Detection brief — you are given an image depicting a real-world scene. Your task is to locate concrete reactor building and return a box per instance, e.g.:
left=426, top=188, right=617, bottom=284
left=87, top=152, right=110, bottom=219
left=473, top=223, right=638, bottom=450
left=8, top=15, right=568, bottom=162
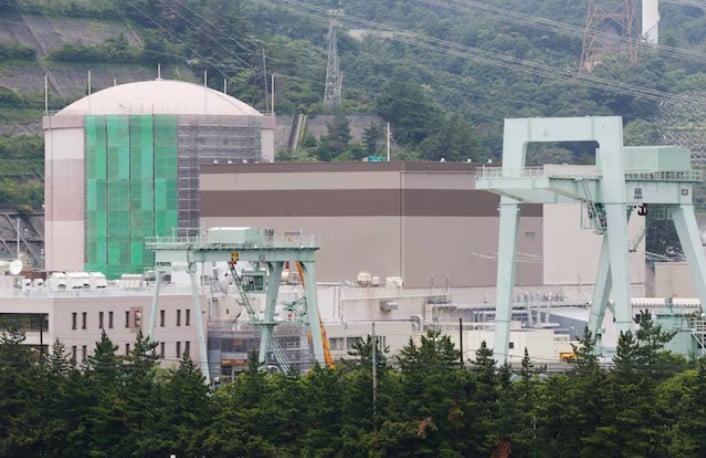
left=43, top=79, right=275, bottom=278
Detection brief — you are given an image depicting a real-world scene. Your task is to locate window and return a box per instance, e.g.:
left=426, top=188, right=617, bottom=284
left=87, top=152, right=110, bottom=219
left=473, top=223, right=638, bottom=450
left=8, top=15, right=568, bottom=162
left=185, top=309, right=191, bottom=326
left=134, top=310, right=141, bottom=328
left=346, top=337, right=362, bottom=349
left=160, top=310, right=165, bottom=327
left=81, top=345, right=87, bottom=362
left=99, top=311, right=104, bottom=329
left=524, top=231, right=536, bottom=240
left=184, top=341, right=190, bottom=358
left=125, top=311, right=130, bottom=328
left=125, top=343, right=130, bottom=355
left=160, top=342, right=165, bottom=359
left=82, top=312, right=87, bottom=330
left=508, top=342, right=515, bottom=349
left=108, top=311, right=113, bottom=329
left=71, top=345, right=77, bottom=362
left=176, top=341, right=181, bottom=357
left=176, top=309, right=181, bottom=327
left=329, top=337, right=344, bottom=351
left=71, top=313, right=77, bottom=330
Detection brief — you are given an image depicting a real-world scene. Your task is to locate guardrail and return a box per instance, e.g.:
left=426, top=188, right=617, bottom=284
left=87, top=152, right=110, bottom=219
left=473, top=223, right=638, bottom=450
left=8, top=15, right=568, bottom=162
left=624, top=170, right=702, bottom=182
left=477, top=166, right=702, bottom=182
left=477, top=166, right=601, bottom=179
left=145, top=234, right=319, bottom=250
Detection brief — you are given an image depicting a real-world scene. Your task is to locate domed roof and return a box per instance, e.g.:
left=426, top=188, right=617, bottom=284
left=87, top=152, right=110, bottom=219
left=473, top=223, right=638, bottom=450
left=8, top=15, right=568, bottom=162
left=56, top=79, right=262, bottom=117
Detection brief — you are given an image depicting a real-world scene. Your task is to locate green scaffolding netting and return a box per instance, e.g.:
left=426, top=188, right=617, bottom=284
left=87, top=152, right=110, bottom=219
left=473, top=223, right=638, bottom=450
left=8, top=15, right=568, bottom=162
left=85, top=115, right=178, bottom=279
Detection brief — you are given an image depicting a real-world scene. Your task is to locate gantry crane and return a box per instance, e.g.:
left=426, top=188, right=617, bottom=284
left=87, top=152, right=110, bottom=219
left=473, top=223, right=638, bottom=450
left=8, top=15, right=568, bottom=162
left=477, top=116, right=706, bottom=364
left=146, top=227, right=326, bottom=379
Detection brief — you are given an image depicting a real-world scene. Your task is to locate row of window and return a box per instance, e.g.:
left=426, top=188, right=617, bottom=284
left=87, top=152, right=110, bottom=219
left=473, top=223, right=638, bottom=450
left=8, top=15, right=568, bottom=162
left=71, top=340, right=191, bottom=362
left=328, top=336, right=387, bottom=351
left=71, top=309, right=191, bottom=330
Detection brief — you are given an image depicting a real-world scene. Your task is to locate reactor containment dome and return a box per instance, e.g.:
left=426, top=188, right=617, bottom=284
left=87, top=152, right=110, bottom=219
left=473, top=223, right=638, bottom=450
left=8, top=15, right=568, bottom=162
left=44, top=79, right=275, bottom=278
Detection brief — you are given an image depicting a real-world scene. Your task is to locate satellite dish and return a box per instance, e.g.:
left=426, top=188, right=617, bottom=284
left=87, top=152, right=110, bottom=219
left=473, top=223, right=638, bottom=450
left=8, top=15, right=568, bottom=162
left=9, top=259, right=23, bottom=275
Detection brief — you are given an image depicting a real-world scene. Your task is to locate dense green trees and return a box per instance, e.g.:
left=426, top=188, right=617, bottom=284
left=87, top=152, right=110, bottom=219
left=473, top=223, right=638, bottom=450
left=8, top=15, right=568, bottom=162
left=0, top=323, right=702, bottom=455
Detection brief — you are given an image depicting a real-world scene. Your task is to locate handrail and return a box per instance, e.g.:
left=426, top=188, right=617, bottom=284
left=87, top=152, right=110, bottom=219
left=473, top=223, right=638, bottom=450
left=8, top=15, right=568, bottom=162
left=477, top=166, right=702, bottom=182
left=145, top=234, right=319, bottom=250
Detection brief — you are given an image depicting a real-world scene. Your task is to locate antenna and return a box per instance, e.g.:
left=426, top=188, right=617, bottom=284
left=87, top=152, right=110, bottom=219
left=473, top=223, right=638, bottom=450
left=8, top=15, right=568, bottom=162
left=44, top=75, right=48, bottom=114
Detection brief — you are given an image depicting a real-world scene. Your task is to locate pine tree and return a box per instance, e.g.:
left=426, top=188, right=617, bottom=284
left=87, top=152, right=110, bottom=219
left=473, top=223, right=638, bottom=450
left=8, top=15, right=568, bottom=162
left=159, top=352, right=210, bottom=455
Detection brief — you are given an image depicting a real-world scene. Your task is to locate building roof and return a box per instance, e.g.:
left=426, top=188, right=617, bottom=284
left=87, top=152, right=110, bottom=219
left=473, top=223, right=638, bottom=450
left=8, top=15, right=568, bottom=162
left=200, top=161, right=481, bottom=174
left=55, top=79, right=263, bottom=117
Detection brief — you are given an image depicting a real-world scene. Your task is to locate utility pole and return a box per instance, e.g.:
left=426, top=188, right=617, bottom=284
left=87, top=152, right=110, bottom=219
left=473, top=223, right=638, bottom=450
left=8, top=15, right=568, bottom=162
left=323, top=9, right=343, bottom=111
left=371, top=322, right=377, bottom=422
left=271, top=73, right=276, bottom=114
left=262, top=48, right=269, bottom=112
left=459, top=317, right=464, bottom=368
left=16, top=218, right=20, bottom=259
left=386, top=122, right=391, bottom=161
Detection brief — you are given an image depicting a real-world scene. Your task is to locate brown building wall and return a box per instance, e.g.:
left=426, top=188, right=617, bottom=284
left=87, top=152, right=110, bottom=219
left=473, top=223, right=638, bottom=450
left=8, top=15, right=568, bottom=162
left=199, top=162, right=543, bottom=288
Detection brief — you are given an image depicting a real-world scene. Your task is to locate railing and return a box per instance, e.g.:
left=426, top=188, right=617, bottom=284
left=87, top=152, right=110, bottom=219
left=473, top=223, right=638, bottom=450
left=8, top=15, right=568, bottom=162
left=477, top=166, right=601, bottom=179
left=624, top=170, right=702, bottom=182
left=478, top=166, right=702, bottom=182
left=145, top=234, right=319, bottom=250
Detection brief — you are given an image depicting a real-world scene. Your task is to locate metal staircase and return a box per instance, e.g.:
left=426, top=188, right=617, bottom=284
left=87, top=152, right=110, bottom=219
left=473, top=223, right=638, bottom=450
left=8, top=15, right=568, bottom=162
left=579, top=180, right=607, bottom=234
left=228, top=262, right=292, bottom=373
left=689, top=315, right=706, bottom=351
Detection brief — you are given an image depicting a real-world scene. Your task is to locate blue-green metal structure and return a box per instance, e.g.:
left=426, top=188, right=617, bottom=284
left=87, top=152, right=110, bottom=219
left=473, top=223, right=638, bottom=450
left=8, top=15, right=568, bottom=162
left=144, top=229, right=323, bottom=379
left=476, top=116, right=706, bottom=363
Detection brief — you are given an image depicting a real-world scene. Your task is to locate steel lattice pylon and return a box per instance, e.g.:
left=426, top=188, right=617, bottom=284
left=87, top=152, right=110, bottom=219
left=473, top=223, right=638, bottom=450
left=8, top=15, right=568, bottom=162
left=581, top=0, right=641, bottom=71
left=323, top=10, right=343, bottom=111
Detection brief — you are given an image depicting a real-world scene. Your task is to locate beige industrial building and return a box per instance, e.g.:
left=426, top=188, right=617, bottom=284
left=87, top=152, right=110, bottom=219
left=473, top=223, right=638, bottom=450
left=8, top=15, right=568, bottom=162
left=0, top=279, right=202, bottom=368
left=199, top=161, right=646, bottom=300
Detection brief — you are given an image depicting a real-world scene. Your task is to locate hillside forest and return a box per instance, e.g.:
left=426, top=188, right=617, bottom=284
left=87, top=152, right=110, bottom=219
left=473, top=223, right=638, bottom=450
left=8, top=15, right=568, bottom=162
left=1, top=0, right=706, bottom=254
left=0, top=313, right=705, bottom=456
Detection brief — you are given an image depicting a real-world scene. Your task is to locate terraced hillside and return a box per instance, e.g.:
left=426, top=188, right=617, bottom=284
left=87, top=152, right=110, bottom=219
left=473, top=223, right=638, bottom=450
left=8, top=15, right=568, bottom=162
left=0, top=11, right=197, bottom=133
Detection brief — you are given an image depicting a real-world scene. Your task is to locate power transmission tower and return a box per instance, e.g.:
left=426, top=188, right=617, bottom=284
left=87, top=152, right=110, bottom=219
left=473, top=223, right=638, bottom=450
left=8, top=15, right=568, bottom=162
left=324, top=9, right=343, bottom=111
left=580, top=0, right=640, bottom=72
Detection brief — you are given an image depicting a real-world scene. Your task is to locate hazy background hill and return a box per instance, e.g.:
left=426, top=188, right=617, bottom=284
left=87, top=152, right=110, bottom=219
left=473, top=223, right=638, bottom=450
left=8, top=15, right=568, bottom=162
left=2, top=0, right=706, bottom=211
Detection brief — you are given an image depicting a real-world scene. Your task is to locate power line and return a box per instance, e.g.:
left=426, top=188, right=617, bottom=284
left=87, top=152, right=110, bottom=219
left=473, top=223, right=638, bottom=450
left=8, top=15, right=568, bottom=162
left=426, top=0, right=706, bottom=66
left=254, top=0, right=706, bottom=110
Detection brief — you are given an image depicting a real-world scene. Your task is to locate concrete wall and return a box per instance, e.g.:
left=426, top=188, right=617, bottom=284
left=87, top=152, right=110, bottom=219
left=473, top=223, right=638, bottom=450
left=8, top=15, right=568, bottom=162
left=542, top=203, right=646, bottom=287
left=274, top=113, right=384, bottom=152
left=43, top=116, right=85, bottom=272
left=654, top=261, right=696, bottom=298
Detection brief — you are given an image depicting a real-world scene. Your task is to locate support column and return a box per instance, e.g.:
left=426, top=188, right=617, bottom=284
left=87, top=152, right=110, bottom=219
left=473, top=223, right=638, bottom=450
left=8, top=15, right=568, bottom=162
left=604, top=203, right=632, bottom=336
left=672, top=205, right=706, bottom=312
left=189, top=266, right=210, bottom=381
left=589, top=234, right=612, bottom=348
left=259, top=261, right=283, bottom=365
left=493, top=198, right=521, bottom=365
left=148, top=270, right=162, bottom=339
left=301, top=261, right=325, bottom=366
